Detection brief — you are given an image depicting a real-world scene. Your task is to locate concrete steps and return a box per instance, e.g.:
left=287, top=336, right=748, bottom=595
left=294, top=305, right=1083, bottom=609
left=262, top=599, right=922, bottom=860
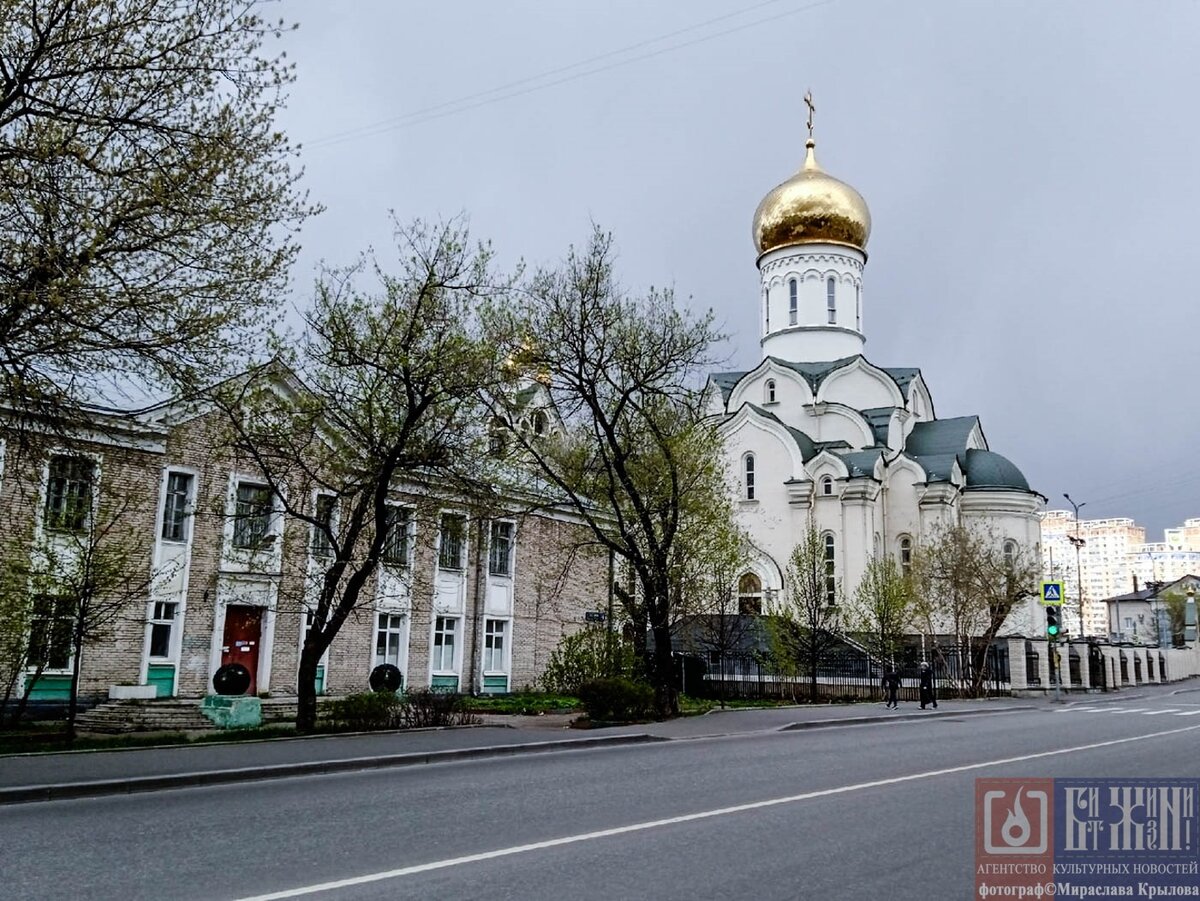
left=76, top=699, right=214, bottom=734
left=75, top=696, right=331, bottom=734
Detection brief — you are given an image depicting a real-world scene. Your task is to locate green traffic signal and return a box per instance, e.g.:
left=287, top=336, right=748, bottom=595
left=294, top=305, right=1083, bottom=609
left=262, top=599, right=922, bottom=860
left=1046, top=605, right=1060, bottom=639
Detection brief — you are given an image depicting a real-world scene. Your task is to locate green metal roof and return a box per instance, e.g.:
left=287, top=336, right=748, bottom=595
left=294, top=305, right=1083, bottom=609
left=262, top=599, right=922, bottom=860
left=710, top=371, right=748, bottom=403
left=910, top=453, right=960, bottom=483
left=904, top=416, right=980, bottom=456
left=835, top=448, right=884, bottom=479
left=962, top=448, right=1031, bottom=491
left=708, top=356, right=922, bottom=406
left=746, top=404, right=818, bottom=461
left=859, top=407, right=896, bottom=446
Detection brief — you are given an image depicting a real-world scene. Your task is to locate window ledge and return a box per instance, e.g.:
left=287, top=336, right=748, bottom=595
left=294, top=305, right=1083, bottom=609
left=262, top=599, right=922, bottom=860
left=739, top=499, right=760, bottom=506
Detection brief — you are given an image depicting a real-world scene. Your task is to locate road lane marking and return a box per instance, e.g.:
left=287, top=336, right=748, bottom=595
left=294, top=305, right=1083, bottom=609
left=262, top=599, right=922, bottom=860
left=234, top=722, right=1200, bottom=901
left=1141, top=709, right=1181, bottom=715
left=1175, top=710, right=1200, bottom=716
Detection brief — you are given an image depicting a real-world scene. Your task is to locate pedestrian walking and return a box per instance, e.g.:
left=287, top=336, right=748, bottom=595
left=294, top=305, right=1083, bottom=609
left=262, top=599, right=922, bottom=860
left=919, top=662, right=938, bottom=709
left=882, top=668, right=901, bottom=709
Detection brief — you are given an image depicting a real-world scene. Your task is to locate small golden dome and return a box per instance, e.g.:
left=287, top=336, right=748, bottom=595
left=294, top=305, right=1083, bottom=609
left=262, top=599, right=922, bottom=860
left=752, top=139, right=871, bottom=256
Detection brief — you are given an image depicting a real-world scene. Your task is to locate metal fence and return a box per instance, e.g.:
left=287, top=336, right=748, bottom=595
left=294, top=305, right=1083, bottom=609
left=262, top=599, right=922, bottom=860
left=682, top=640, right=1010, bottom=702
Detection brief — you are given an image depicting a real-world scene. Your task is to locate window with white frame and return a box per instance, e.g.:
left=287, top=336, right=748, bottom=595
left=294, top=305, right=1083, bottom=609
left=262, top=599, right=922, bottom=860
left=738, top=573, right=763, bottom=615
left=821, top=475, right=834, bottom=496
left=148, top=601, right=178, bottom=659
left=765, top=380, right=776, bottom=404
left=855, top=284, right=862, bottom=330
left=483, top=619, right=508, bottom=673
left=489, top=521, right=514, bottom=577
left=764, top=288, right=770, bottom=331
left=312, top=494, right=335, bottom=558
left=382, top=505, right=412, bottom=566
left=788, top=279, right=798, bottom=325
left=743, top=453, right=756, bottom=500
left=438, top=513, right=465, bottom=570
left=160, top=472, right=194, bottom=542
left=28, top=595, right=74, bottom=670
left=232, top=481, right=272, bottom=549
left=823, top=533, right=836, bottom=605
left=45, top=455, right=94, bottom=532
left=432, top=616, right=458, bottom=672
left=374, top=612, right=406, bottom=669
left=826, top=277, right=837, bottom=324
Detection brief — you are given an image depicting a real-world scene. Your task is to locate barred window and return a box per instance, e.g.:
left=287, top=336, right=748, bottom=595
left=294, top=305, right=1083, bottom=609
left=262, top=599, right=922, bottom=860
left=438, top=513, right=465, bottom=570
left=232, top=482, right=272, bottom=549
left=382, top=505, right=412, bottom=566
left=45, top=456, right=94, bottom=532
left=489, top=521, right=514, bottom=577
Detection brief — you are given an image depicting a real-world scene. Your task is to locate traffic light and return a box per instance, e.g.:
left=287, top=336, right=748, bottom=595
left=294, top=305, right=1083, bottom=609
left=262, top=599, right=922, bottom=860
left=1045, top=605, right=1061, bottom=640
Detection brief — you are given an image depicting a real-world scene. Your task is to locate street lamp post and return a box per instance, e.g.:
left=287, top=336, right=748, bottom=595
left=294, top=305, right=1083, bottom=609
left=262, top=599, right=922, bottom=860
left=1063, top=493, right=1086, bottom=638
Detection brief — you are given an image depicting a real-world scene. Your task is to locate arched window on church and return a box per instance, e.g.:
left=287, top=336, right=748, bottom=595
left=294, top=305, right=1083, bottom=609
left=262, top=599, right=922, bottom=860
left=823, top=533, right=836, bottom=605
left=765, top=379, right=776, bottom=404
left=899, top=536, right=913, bottom=576
left=532, top=410, right=548, bottom=436
left=855, top=284, right=861, bottom=330
left=821, top=475, right=833, bottom=496
left=826, top=277, right=837, bottom=324
left=764, top=287, right=770, bottom=331
left=789, top=279, right=798, bottom=326
left=1003, top=540, right=1017, bottom=572
left=738, top=573, right=763, bottom=615
left=743, top=453, right=756, bottom=501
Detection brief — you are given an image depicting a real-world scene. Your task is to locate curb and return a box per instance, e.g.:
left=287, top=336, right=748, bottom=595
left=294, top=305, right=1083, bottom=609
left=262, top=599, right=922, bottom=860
left=779, top=705, right=1037, bottom=731
left=0, top=733, right=668, bottom=806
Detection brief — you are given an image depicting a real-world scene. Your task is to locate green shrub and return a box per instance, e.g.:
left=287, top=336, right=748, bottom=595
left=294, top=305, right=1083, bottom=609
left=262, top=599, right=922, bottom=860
left=577, top=677, right=654, bottom=723
left=325, top=691, right=403, bottom=730
left=402, top=690, right=478, bottom=728
left=323, top=690, right=479, bottom=731
left=540, top=624, right=638, bottom=694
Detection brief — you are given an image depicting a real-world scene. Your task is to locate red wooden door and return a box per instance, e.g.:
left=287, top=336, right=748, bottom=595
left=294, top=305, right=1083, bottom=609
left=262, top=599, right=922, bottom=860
left=221, top=606, right=263, bottom=695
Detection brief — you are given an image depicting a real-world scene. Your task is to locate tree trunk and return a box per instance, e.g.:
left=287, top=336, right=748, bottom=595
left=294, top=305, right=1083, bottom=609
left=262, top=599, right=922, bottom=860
left=67, top=621, right=84, bottom=742
left=809, top=644, right=818, bottom=704
left=296, top=646, right=321, bottom=733
left=649, top=619, right=678, bottom=718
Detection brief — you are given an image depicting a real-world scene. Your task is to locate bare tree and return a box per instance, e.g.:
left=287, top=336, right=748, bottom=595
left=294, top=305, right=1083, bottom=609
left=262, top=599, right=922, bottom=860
left=770, top=517, right=843, bottom=703
left=215, top=218, right=509, bottom=733
left=487, top=228, right=728, bottom=717
left=0, top=0, right=317, bottom=431
left=910, top=522, right=1037, bottom=697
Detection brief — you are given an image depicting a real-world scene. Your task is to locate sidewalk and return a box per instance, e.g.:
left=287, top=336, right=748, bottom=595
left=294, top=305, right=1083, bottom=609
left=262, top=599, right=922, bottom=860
left=0, top=697, right=1033, bottom=804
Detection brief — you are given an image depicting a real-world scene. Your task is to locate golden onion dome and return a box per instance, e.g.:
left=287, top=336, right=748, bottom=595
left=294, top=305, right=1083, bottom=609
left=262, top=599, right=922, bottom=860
left=752, top=138, right=871, bottom=256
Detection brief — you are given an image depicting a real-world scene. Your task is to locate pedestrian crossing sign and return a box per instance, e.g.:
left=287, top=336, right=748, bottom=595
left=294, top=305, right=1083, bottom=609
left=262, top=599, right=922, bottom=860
left=1040, top=581, right=1064, bottom=605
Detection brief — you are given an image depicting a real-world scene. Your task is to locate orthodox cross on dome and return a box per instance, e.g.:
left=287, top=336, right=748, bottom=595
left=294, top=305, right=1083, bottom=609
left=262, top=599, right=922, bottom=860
left=804, top=89, right=816, bottom=140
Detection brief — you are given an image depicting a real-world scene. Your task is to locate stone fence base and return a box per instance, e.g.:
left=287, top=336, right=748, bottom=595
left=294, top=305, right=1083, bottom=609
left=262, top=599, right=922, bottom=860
left=1008, top=637, right=1200, bottom=694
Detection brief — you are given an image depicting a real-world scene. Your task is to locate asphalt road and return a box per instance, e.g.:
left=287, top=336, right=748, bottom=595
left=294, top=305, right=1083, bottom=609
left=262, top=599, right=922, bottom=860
left=7, top=691, right=1200, bottom=901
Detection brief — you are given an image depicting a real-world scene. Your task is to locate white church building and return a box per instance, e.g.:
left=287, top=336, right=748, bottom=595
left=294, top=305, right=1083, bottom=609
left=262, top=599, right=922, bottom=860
left=706, top=128, right=1043, bottom=633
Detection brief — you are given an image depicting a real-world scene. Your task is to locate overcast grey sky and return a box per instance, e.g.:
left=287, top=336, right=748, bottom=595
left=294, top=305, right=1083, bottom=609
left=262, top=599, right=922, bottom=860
left=274, top=0, right=1199, bottom=539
